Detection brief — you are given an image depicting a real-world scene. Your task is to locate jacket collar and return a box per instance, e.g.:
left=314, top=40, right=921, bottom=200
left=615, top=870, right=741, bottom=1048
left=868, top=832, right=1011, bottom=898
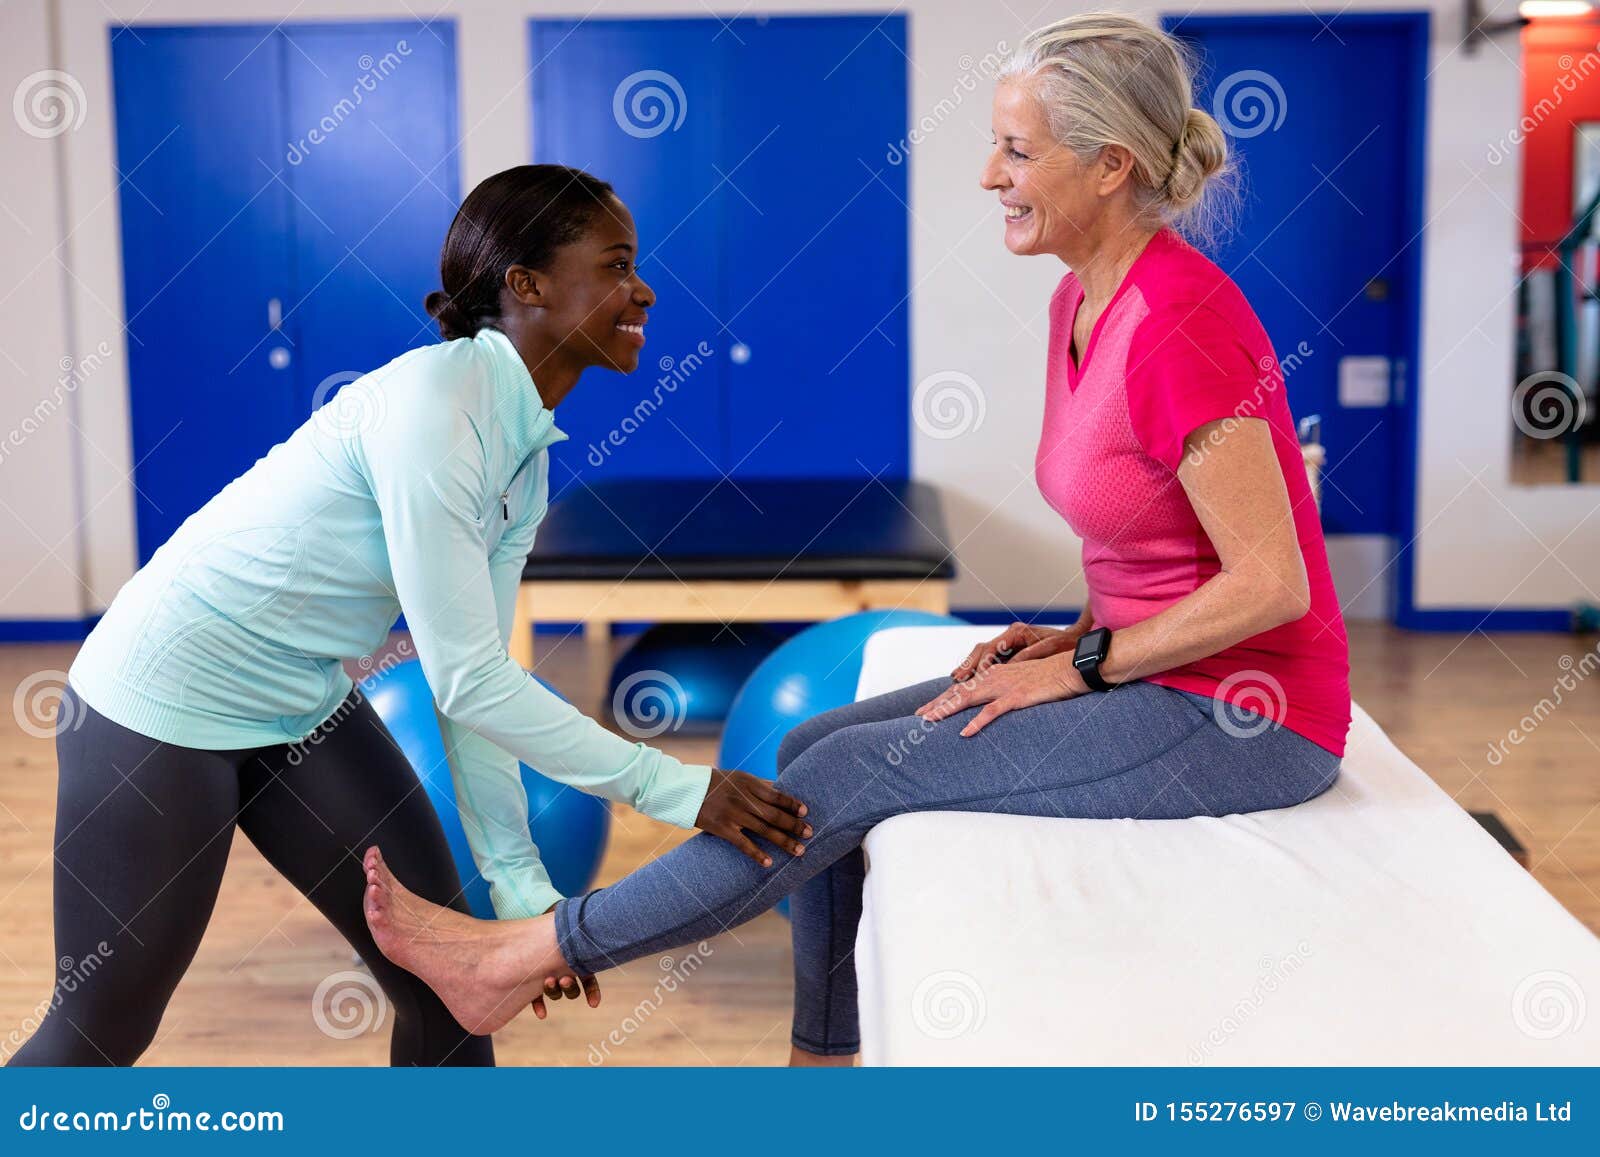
left=474, top=325, right=569, bottom=460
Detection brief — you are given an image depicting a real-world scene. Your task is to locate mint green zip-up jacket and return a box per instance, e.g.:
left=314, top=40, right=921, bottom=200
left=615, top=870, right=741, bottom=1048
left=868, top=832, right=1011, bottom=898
left=70, top=326, right=711, bottom=918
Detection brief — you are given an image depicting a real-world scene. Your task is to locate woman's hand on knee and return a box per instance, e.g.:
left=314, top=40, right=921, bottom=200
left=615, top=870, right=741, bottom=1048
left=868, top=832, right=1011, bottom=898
left=918, top=653, right=1087, bottom=736
left=951, top=621, right=1083, bottom=680
left=696, top=770, right=812, bottom=868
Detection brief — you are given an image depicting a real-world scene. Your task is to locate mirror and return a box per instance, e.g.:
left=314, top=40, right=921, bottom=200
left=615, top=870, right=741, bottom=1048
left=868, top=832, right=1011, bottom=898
left=1513, top=18, right=1600, bottom=484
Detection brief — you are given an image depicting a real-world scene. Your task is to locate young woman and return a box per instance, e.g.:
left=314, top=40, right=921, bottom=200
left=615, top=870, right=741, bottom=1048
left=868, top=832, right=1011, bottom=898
left=9, top=165, right=807, bottom=1067
left=359, top=14, right=1352, bottom=1066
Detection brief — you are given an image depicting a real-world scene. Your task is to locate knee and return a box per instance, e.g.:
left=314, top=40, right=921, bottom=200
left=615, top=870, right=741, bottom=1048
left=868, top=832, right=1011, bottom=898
left=777, top=718, right=828, bottom=772
left=16, top=999, right=159, bottom=1066
left=776, top=698, right=878, bottom=771
left=776, top=725, right=881, bottom=827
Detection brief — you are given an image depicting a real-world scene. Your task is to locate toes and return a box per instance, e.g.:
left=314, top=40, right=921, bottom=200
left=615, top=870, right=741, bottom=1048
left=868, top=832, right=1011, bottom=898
left=365, top=883, right=387, bottom=925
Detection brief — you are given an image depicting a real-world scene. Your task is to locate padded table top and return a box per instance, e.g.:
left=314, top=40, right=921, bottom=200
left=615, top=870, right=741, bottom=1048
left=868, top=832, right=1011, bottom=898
left=851, top=627, right=1600, bottom=1066
left=522, top=477, right=956, bottom=582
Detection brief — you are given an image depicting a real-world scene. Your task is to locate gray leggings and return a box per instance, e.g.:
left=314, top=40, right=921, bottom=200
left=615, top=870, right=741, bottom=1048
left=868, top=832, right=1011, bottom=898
left=558, top=677, right=1341, bottom=1055
left=7, top=685, right=492, bottom=1067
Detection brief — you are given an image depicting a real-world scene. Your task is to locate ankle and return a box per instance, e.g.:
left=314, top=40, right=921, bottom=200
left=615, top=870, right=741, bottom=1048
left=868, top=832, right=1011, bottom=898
left=788, top=1044, right=856, bottom=1067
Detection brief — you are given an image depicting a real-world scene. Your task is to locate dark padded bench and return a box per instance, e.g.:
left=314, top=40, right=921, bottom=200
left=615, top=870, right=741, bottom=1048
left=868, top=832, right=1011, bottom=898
left=510, top=478, right=954, bottom=667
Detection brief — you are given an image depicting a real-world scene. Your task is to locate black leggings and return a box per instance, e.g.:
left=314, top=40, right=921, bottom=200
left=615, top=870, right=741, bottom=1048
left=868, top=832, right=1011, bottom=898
left=7, top=684, right=493, bottom=1067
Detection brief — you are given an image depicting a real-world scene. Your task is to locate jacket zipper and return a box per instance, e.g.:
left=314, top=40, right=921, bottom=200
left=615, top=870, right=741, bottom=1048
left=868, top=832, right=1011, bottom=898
left=500, top=440, right=543, bottom=524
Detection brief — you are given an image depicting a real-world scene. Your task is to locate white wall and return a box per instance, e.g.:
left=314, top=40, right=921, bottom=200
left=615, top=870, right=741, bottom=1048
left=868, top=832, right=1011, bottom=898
left=0, top=0, right=1584, bottom=623
left=0, top=0, right=92, bottom=617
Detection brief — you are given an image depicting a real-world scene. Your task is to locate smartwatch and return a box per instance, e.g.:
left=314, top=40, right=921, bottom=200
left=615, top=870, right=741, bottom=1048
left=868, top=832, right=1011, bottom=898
left=1072, top=627, right=1114, bottom=692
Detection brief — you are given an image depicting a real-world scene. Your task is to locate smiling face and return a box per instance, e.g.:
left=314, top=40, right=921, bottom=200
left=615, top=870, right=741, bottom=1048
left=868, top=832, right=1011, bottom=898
left=533, top=197, right=655, bottom=375
left=980, top=79, right=1103, bottom=260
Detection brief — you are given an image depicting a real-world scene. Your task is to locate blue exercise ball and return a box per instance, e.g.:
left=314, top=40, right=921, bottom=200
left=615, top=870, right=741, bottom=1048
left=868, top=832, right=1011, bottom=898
left=609, top=622, right=782, bottom=734
left=718, top=609, right=962, bottom=919
left=362, top=658, right=610, bottom=919
left=719, top=609, right=963, bottom=779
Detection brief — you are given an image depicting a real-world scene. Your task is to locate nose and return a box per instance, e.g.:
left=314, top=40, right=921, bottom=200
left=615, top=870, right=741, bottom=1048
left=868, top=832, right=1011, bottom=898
left=979, top=149, right=1008, bottom=192
left=632, top=271, right=655, bottom=308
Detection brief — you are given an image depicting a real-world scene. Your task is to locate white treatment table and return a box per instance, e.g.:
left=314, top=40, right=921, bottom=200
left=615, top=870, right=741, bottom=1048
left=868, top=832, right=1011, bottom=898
left=852, top=627, right=1600, bottom=1065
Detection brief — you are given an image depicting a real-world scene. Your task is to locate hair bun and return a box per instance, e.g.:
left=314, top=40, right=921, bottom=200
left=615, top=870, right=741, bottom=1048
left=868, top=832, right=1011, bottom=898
left=1166, top=107, right=1228, bottom=212
left=424, top=289, right=476, bottom=341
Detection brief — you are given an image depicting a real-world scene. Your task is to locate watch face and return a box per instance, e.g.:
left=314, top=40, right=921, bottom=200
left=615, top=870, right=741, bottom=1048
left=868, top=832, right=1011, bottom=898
left=1075, top=627, right=1109, bottom=666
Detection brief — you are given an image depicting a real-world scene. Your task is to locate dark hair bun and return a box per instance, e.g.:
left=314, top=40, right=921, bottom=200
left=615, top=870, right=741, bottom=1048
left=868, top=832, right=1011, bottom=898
left=424, top=290, right=476, bottom=341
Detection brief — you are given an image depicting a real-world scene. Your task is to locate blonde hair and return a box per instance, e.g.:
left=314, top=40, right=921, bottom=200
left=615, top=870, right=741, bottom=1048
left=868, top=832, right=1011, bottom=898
left=1000, top=12, right=1235, bottom=245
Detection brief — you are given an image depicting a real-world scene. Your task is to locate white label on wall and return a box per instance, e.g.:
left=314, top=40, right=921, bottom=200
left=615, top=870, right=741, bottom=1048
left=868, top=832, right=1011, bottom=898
left=1338, top=356, right=1390, bottom=408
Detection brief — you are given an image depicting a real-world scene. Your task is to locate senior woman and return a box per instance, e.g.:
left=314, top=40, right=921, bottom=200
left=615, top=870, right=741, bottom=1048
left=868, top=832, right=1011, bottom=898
left=362, top=12, right=1352, bottom=1066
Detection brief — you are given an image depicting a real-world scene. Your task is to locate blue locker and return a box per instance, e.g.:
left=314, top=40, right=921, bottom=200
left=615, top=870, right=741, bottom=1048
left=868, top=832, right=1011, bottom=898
left=112, top=27, right=296, bottom=560
left=722, top=15, right=910, bottom=478
left=112, top=22, right=459, bottom=561
left=530, top=14, right=910, bottom=483
left=531, top=19, right=729, bottom=481
left=1166, top=14, right=1425, bottom=536
left=281, top=23, right=460, bottom=415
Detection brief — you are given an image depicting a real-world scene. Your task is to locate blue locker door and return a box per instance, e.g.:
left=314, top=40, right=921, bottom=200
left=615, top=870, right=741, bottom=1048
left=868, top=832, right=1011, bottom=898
left=281, top=23, right=460, bottom=416
left=112, top=28, right=296, bottom=560
left=722, top=15, right=910, bottom=479
left=1166, top=14, right=1425, bottom=536
left=531, top=19, right=729, bottom=482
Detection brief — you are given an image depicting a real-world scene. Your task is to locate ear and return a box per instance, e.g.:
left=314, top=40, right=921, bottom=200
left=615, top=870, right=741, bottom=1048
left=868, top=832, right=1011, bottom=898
left=1095, top=144, right=1138, bottom=197
left=503, top=264, right=550, bottom=310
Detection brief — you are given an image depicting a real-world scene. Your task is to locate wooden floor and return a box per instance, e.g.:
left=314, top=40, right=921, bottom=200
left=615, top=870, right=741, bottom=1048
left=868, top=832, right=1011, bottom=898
left=0, top=623, right=1596, bottom=1066
left=1510, top=437, right=1600, bottom=486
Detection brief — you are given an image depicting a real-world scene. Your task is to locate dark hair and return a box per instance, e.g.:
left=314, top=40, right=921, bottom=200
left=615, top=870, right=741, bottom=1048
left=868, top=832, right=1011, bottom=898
left=423, top=164, right=618, bottom=341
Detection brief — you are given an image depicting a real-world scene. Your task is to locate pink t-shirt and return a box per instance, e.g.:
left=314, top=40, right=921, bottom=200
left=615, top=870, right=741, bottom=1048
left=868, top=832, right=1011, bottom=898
left=1035, top=229, right=1351, bottom=756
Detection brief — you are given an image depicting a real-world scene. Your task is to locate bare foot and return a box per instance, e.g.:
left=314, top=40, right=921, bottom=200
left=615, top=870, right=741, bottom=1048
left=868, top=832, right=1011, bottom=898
left=789, top=1044, right=857, bottom=1067
left=362, top=845, right=566, bottom=1036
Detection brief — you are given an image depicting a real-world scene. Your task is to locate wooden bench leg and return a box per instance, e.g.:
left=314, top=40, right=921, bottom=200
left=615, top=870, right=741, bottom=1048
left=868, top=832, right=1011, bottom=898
left=509, top=585, right=535, bottom=671
left=584, top=618, right=610, bottom=686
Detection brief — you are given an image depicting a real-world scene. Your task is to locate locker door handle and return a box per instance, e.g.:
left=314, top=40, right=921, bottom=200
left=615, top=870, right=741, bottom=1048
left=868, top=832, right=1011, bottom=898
left=267, top=297, right=283, bottom=329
